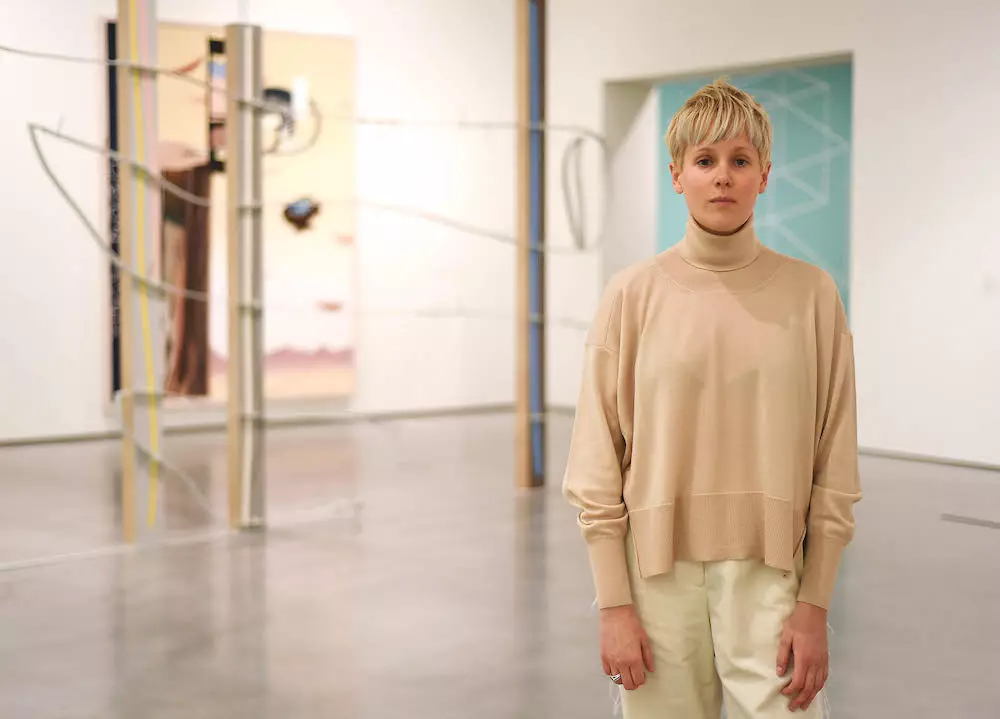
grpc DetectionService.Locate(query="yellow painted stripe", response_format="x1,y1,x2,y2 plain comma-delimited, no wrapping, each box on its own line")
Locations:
128,0,161,528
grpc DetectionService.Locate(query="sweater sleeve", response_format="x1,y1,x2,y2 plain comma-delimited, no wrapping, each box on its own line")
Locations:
562,282,632,609
798,306,863,610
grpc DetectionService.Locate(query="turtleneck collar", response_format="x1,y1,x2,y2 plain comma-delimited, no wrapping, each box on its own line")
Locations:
677,215,761,271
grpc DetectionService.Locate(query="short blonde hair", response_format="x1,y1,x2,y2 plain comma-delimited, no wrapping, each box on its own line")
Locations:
665,78,772,169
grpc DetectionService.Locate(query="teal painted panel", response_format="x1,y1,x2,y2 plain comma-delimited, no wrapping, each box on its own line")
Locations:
657,63,853,316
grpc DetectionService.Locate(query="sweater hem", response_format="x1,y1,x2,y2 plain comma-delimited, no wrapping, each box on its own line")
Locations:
626,492,806,580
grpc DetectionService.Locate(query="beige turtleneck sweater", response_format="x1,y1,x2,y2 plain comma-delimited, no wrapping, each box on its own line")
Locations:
563,216,861,611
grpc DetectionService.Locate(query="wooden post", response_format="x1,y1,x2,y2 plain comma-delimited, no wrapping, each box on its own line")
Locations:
116,0,165,540
226,24,266,529
515,0,546,489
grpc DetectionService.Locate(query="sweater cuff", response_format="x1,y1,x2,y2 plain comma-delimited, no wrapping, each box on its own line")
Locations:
588,537,633,609
796,534,845,610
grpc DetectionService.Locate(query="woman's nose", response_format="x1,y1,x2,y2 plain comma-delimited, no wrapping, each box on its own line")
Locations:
714,168,733,186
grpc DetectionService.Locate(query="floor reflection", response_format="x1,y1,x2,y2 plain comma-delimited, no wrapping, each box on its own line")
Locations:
0,415,997,718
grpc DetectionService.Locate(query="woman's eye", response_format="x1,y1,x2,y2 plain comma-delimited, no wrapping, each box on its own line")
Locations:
735,158,749,167
697,158,711,167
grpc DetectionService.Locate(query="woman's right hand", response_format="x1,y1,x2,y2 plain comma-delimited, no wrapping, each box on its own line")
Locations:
600,604,655,690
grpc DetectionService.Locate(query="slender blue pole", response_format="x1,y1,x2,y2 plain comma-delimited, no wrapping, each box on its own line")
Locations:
528,0,546,483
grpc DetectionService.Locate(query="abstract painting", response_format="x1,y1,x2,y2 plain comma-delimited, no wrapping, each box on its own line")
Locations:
106,20,357,403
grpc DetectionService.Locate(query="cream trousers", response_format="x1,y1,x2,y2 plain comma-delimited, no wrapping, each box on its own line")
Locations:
620,537,826,718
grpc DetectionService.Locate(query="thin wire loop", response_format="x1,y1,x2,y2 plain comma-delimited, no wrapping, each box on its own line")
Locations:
1,41,612,251
7,42,610,329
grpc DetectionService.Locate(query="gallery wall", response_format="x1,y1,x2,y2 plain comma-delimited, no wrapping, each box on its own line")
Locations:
600,85,659,289
548,0,1000,467
5,1,999,465
0,0,521,442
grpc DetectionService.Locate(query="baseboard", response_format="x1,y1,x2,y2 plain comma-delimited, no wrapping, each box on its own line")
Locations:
167,402,517,436
12,408,993,475
545,405,577,417
0,403,517,448
859,446,1000,473
0,430,122,448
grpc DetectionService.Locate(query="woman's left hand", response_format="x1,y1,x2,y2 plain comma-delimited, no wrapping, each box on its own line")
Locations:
776,601,829,711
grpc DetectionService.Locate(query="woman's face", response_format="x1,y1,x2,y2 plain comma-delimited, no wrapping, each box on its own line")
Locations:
670,134,770,234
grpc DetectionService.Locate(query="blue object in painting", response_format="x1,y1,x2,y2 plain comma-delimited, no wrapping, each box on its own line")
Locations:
209,59,226,80
283,197,321,231
286,198,315,217
657,62,853,318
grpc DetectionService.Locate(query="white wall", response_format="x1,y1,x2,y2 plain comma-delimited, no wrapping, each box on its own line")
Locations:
6,1,998,464
601,84,659,286
548,0,1000,467
0,0,517,442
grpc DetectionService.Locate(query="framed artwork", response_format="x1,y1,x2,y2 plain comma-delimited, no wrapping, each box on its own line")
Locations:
105,20,358,403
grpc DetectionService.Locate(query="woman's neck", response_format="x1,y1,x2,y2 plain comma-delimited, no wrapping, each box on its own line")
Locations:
677,215,761,271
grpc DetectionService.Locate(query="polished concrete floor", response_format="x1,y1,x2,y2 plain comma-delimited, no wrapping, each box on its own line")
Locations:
1,412,998,718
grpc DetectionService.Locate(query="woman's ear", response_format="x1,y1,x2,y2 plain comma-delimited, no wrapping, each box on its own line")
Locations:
758,161,772,194
670,162,684,195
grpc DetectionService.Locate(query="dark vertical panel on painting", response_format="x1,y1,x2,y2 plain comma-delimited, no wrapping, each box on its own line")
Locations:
107,21,121,395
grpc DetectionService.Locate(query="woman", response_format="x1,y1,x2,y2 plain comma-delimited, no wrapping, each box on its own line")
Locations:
562,79,861,718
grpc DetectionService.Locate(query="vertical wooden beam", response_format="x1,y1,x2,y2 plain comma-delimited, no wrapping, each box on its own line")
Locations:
226,24,266,529
116,0,164,540
515,0,546,489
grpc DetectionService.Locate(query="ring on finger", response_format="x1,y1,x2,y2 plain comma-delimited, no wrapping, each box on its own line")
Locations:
609,673,623,684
